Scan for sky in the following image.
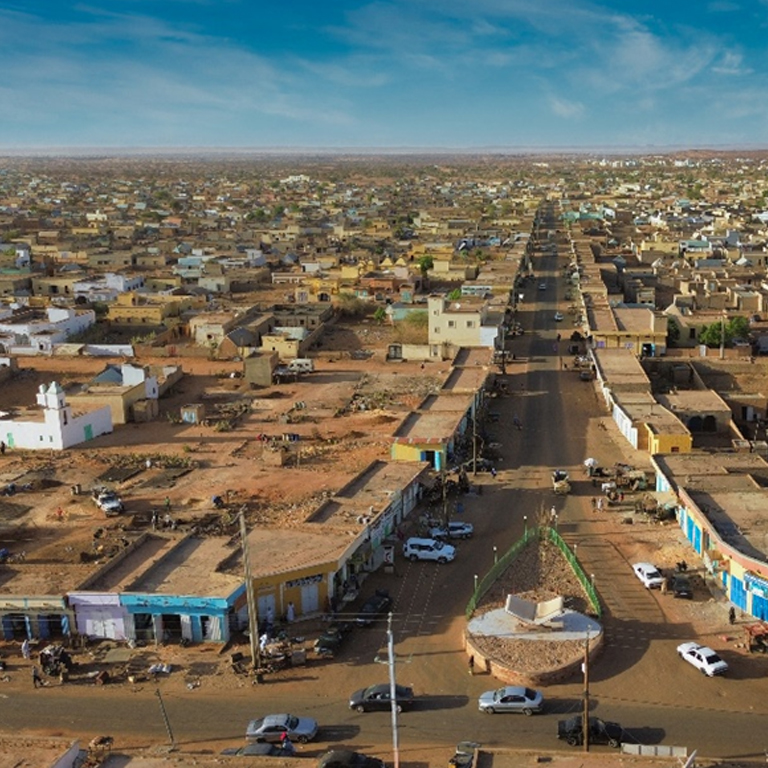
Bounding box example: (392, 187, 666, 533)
(1, 0, 767, 150)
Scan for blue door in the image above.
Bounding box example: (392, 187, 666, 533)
(752, 594, 768, 621)
(730, 577, 747, 611)
(692, 526, 701, 554)
(685, 515, 695, 545)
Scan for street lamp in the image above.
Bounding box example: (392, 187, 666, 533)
(493, 546, 498, 565)
(473, 574, 478, 592)
(523, 515, 528, 537)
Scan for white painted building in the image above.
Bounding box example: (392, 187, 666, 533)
(0, 381, 112, 450)
(0, 307, 96, 354)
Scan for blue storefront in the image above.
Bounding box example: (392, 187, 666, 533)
(121, 586, 245, 644)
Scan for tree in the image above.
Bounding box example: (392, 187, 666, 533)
(447, 288, 462, 300)
(698, 316, 750, 348)
(667, 318, 681, 347)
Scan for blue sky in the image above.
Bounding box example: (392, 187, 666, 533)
(1, 0, 766, 150)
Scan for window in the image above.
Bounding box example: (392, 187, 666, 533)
(433, 327, 440, 334)
(448, 321, 455, 328)
(466, 320, 475, 328)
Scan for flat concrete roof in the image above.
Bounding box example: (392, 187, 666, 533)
(393, 407, 464, 442)
(593, 348, 650, 387)
(125, 536, 243, 596)
(614, 307, 654, 333)
(658, 390, 731, 413)
(655, 452, 768, 562)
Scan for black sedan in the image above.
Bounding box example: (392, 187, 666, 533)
(356, 590, 392, 626)
(318, 750, 385, 768)
(557, 715, 623, 748)
(671, 574, 693, 599)
(349, 683, 414, 713)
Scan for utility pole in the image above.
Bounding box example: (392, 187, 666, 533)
(582, 630, 590, 752)
(239, 510, 260, 673)
(374, 613, 402, 768)
(719, 311, 726, 360)
(155, 688, 176, 751)
(472, 399, 478, 476)
(441, 465, 449, 527)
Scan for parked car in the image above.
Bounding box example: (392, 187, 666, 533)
(429, 521, 474, 540)
(554, 312, 564, 321)
(671, 574, 693, 599)
(349, 683, 415, 713)
(632, 562, 666, 589)
(677, 642, 728, 676)
(246, 713, 319, 743)
(557, 715, 623, 748)
(478, 686, 544, 715)
(403, 537, 456, 563)
(356, 590, 392, 626)
(538, 283, 547, 291)
(318, 750, 385, 768)
(221, 744, 284, 756)
(92, 489, 124, 516)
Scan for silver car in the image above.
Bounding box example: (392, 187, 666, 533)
(246, 713, 319, 743)
(478, 686, 544, 715)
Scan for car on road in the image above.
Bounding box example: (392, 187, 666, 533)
(632, 562, 666, 589)
(538, 282, 547, 291)
(429, 521, 474, 540)
(349, 683, 415, 713)
(677, 642, 728, 676)
(246, 713, 319, 743)
(403, 537, 456, 563)
(557, 715, 623, 748)
(318, 750, 385, 768)
(221, 744, 285, 756)
(356, 590, 392, 626)
(671, 573, 693, 599)
(554, 312, 564, 321)
(478, 685, 543, 715)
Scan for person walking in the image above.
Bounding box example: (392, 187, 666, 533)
(32, 666, 43, 688)
(164, 496, 171, 513)
(729, 606, 736, 625)
(21, 637, 30, 660)
(468, 655, 475, 676)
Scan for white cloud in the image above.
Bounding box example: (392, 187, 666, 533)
(712, 51, 752, 75)
(549, 96, 585, 119)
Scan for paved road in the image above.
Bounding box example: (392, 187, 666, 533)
(4, 221, 768, 764)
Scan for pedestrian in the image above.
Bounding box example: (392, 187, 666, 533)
(597, 497, 604, 512)
(21, 637, 30, 659)
(286, 601, 295, 623)
(164, 496, 171, 512)
(151, 510, 158, 530)
(591, 497, 597, 512)
(660, 577, 668, 596)
(0, 440, 5, 455)
(729, 606, 736, 625)
(619, 492, 624, 503)
(280, 733, 295, 755)
(145, 458, 152, 470)
(490, 467, 497, 478)
(32, 666, 42, 688)
(468, 655, 475, 676)
(55, 507, 64, 521)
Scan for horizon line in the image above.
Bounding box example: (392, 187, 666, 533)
(1, 143, 768, 158)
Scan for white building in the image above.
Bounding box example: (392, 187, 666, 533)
(0, 382, 112, 450)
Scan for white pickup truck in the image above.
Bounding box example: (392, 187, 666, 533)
(92, 488, 125, 516)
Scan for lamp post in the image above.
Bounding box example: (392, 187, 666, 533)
(493, 546, 498, 565)
(523, 515, 528, 538)
(473, 574, 478, 592)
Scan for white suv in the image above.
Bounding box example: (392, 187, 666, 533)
(633, 562, 665, 589)
(403, 537, 456, 564)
